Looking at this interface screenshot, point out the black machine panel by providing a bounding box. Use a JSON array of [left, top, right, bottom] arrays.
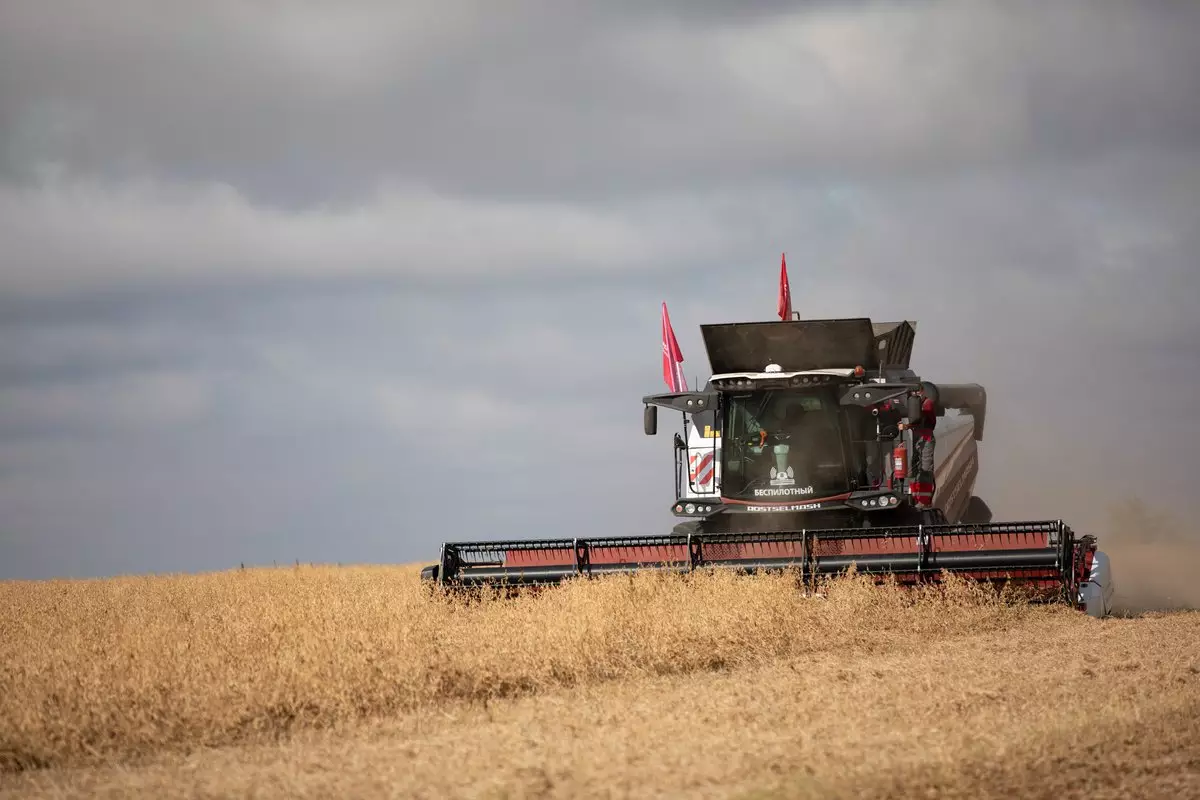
[[701, 319, 878, 373], [701, 318, 918, 374]]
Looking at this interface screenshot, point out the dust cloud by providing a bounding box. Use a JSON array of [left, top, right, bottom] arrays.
[[966, 387, 1197, 616], [988, 478, 1199, 614], [1100, 498, 1200, 615]]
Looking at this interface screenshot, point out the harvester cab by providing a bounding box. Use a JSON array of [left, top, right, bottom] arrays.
[[421, 313, 1115, 620], [642, 318, 983, 533]]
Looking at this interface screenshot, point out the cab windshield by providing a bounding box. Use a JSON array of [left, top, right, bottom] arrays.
[[721, 388, 872, 500]]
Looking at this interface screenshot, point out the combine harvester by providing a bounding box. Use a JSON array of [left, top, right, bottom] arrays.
[[420, 263, 1116, 617]]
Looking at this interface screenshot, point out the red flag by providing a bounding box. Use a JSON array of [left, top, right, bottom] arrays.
[[778, 252, 792, 321], [661, 302, 688, 393]]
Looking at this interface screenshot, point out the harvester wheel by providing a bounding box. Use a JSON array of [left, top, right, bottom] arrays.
[[962, 496, 993, 524]]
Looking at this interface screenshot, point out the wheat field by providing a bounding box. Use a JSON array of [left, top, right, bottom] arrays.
[[2, 564, 1198, 798]]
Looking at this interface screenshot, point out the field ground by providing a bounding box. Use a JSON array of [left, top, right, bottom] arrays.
[[2, 565, 1199, 798]]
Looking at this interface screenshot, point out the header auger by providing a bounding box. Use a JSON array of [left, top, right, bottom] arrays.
[[420, 299, 1115, 616]]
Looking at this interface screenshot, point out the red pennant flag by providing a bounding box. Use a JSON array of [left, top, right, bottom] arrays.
[[661, 302, 688, 393], [778, 253, 792, 321]]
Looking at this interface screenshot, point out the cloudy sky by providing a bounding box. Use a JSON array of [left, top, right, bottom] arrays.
[[1, 0, 1197, 580]]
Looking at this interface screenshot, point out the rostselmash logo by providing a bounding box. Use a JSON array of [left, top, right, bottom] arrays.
[[769, 465, 795, 487], [748, 502, 823, 512], [754, 484, 814, 497]]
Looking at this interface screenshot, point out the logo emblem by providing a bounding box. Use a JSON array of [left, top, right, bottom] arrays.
[[769, 465, 795, 487]]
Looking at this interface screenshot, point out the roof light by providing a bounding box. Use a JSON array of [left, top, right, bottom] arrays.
[[854, 365, 865, 377]]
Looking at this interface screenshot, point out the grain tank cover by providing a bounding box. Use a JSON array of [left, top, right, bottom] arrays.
[[701, 318, 882, 374], [871, 320, 917, 369]]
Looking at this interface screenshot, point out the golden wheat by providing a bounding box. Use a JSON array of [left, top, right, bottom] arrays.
[[3, 566, 1199, 797], [1, 565, 1044, 772]]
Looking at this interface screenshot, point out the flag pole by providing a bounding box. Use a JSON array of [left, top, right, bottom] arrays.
[[778, 252, 793, 321], [661, 301, 688, 393]]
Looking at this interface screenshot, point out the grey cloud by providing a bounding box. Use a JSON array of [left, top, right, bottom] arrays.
[[3, 1, 1197, 206], [8, 144, 1195, 299], [3, 1, 1196, 298], [0, 369, 211, 441], [0, 285, 678, 579], [0, 177, 749, 295]]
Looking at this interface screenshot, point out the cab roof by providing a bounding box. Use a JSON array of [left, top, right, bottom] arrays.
[[700, 318, 917, 374]]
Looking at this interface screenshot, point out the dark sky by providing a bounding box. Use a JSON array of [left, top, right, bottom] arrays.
[[1, 0, 1197, 579]]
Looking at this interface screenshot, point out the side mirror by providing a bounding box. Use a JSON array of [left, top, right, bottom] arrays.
[[906, 394, 923, 421], [644, 404, 658, 436], [673, 433, 686, 450]]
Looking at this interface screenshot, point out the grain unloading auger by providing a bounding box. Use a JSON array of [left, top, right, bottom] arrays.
[[420, 316, 1116, 617]]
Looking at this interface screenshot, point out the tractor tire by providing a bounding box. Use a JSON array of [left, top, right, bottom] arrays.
[[962, 496, 993, 524]]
